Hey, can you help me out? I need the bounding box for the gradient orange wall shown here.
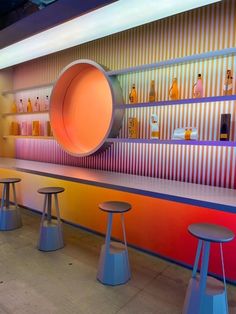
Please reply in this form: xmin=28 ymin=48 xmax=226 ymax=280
xmin=0 ymin=168 xmax=235 ymax=282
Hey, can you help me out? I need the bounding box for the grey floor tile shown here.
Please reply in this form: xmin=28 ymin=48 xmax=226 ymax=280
xmin=0 ymin=209 xmax=235 ymax=314
xmin=117 ymin=290 xmax=180 ymax=314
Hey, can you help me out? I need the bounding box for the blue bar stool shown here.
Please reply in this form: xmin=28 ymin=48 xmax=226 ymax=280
xmin=0 ymin=178 xmax=22 ymax=230
xmin=97 ymin=201 xmax=131 ymax=285
xmin=183 ymin=223 xmax=234 ymax=314
xmin=38 ymin=187 xmax=64 ymax=251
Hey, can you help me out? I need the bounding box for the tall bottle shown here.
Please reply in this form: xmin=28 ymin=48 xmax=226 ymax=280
xmin=18 ymin=99 xmax=24 ymax=112
xmin=169 ymin=78 xmax=179 ymax=100
xmin=193 ymin=74 xmax=203 ymax=98
xmin=44 ymin=95 xmax=49 ymax=110
xmin=129 ymin=84 xmax=138 ymax=104
xmin=223 ymin=69 xmax=233 ymax=95
xmin=150 ymin=114 xmax=160 ymax=139
xmin=149 ymin=80 xmax=156 ymax=102
xmin=11 ymin=101 xmax=17 ymax=113
xmin=27 ymin=98 xmax=33 ymax=112
xmin=34 ymin=96 xmax=40 ymax=112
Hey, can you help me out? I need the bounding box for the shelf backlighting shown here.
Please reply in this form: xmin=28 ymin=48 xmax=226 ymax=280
xmin=0 ymin=0 xmax=220 ymax=69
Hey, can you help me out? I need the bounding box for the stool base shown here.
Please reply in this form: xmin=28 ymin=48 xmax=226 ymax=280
xmin=0 ymin=206 xmax=22 ymax=231
xmin=97 ymin=242 xmax=131 ymax=286
xmin=38 ymin=219 xmax=64 ymax=252
xmin=183 ymin=276 xmax=227 ymax=314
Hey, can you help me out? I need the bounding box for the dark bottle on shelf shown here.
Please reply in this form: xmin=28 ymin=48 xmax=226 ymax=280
xmin=220 ymin=114 xmax=231 ymax=141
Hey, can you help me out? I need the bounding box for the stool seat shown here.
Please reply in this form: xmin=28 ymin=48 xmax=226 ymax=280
xmin=0 ymin=178 xmax=21 ymax=184
xmin=99 ymin=201 xmax=131 ymax=213
xmin=38 ymin=187 xmax=65 ymax=194
xmin=188 ymin=223 xmax=234 ymax=243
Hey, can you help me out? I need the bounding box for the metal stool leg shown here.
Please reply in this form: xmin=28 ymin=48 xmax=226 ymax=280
xmin=105 ymin=213 xmax=113 ymax=254
xmin=199 ymin=241 xmax=210 ymax=313
xmin=54 ymin=193 xmax=64 ymax=246
xmin=192 ymin=239 xmax=203 ymax=278
xmin=12 ymin=183 xmax=18 ymax=207
xmin=5 ymin=183 xmax=10 ymax=208
xmin=220 ymin=243 xmax=229 ymax=314
xmin=1 ymin=184 xmax=6 ymax=209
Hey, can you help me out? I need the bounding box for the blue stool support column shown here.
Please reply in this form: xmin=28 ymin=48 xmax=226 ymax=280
xmin=97 ymin=201 xmax=131 ymax=285
xmin=183 ymin=223 xmax=234 ymax=314
xmin=0 ymin=178 xmax=22 ymax=230
xmin=38 ymin=187 xmax=64 ymax=251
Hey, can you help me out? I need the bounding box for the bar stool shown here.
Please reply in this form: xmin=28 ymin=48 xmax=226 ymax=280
xmin=97 ymin=201 xmax=131 ymax=285
xmin=183 ymin=223 xmax=234 ymax=314
xmin=38 ymin=187 xmax=64 ymax=251
xmin=0 ymin=178 xmax=22 ymax=230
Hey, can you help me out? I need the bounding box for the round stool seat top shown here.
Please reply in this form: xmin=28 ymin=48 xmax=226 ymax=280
xmin=188 ymin=223 xmax=234 ymax=243
xmin=0 ymin=178 xmax=21 ymax=184
xmin=99 ymin=201 xmax=131 ymax=213
xmin=37 ymin=187 xmax=65 ymax=195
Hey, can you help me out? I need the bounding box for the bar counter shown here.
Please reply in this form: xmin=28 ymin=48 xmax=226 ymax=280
xmin=0 ymin=157 xmax=236 ymax=282
xmin=0 ymin=157 xmax=235 ymax=213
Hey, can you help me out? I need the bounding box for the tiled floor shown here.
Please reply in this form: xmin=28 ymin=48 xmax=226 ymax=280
xmin=0 ymin=208 xmax=235 ymax=314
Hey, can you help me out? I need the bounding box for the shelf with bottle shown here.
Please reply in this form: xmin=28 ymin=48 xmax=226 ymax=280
xmin=106 ymin=138 xmax=236 ymax=147
xmin=116 ymin=94 xmax=236 ymax=109
xmin=3 ymin=95 xmax=51 ymax=116
xmin=3 ymin=135 xmax=54 ymax=140
xmin=1 ymin=82 xmax=54 ymax=96
xmin=2 ymin=110 xmax=49 ymax=117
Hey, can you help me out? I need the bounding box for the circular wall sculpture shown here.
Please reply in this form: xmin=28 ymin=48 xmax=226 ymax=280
xmin=50 ymin=60 xmax=124 ymax=157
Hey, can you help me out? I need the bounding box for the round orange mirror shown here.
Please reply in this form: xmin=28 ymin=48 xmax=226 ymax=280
xmin=50 ymin=60 xmax=124 ymax=157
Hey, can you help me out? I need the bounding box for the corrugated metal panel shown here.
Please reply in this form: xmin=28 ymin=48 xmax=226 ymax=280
xmin=13 ymin=0 xmax=236 ymax=188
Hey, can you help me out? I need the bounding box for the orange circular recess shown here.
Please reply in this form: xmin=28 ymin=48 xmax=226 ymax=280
xmin=50 ymin=60 xmax=124 ymax=157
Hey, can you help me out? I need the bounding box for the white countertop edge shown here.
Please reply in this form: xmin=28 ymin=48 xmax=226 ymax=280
xmin=0 ymin=157 xmax=235 ymax=212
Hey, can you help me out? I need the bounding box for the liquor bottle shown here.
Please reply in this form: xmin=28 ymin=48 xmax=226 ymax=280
xmin=129 ymin=84 xmax=138 ymax=104
xmin=44 ymin=95 xmax=49 ymax=110
xmin=128 ymin=117 xmax=138 ymax=139
xmin=34 ymin=97 xmax=40 ymax=112
xmin=27 ymin=98 xmax=33 ymax=113
xmin=149 ymin=80 xmax=156 ymax=102
xmin=32 ymin=121 xmax=40 ymax=136
xmin=11 ymin=101 xmax=17 ymax=113
xmin=223 ymin=69 xmax=233 ymax=95
xmin=150 ymin=114 xmax=160 ymax=139
xmin=193 ymin=74 xmax=203 ymax=98
xmin=169 ymin=78 xmax=179 ymax=100
xmin=220 ymin=114 xmax=231 ymax=141
xmin=18 ymin=99 xmax=24 ymax=112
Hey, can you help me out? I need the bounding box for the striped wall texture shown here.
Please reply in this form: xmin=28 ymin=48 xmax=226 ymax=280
xmin=10 ymin=0 xmax=236 ymax=188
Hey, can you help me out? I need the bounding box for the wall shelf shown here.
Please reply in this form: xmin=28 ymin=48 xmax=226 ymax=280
xmin=107 ymin=47 xmax=236 ymax=76
xmin=117 ymin=95 xmax=236 ymax=109
xmin=3 ymin=135 xmax=54 ymax=140
xmin=1 ymin=82 xmax=54 ymax=96
xmin=107 ymin=138 xmax=236 ymax=147
xmin=2 ymin=110 xmax=49 ymax=117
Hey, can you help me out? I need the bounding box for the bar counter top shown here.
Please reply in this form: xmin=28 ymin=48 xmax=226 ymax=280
xmin=0 ymin=157 xmax=235 ymax=213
